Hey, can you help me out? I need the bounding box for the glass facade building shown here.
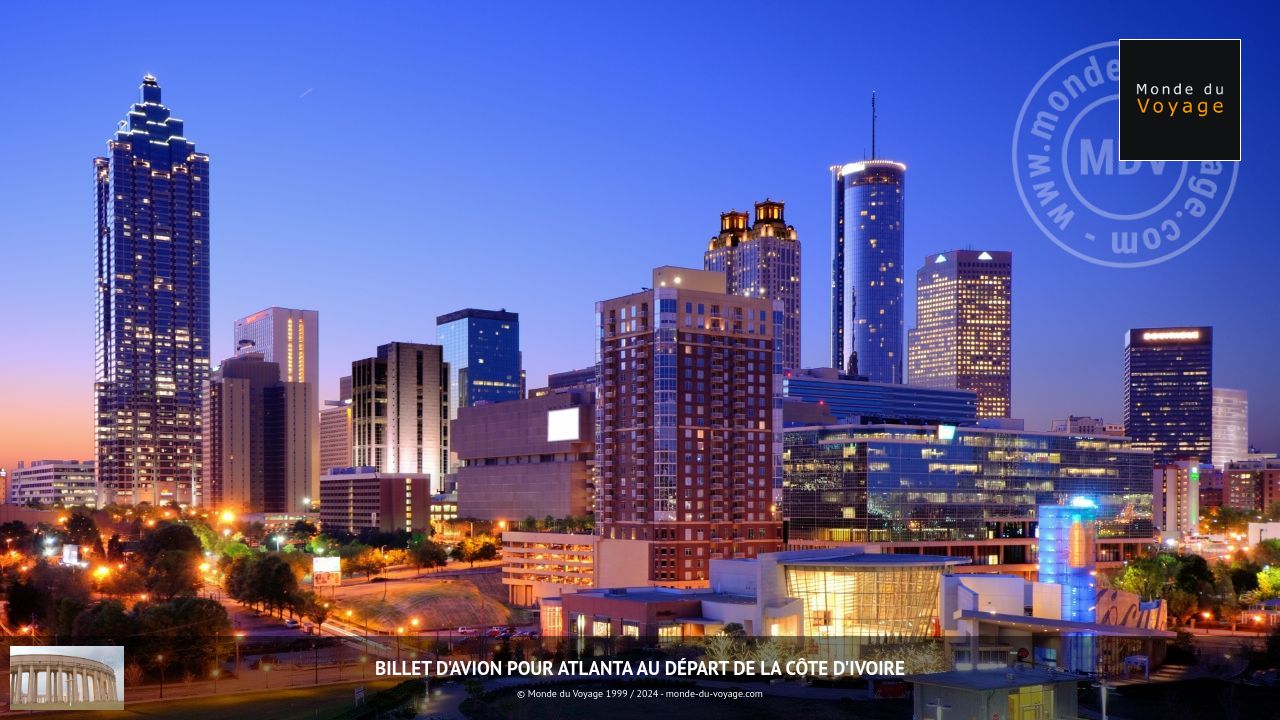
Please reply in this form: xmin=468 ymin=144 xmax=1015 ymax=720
xmin=831 ymin=161 xmax=905 ymax=382
xmin=1123 ymin=327 xmax=1213 ymax=464
xmin=906 ymin=250 xmax=1013 ymax=419
xmin=782 ymin=424 xmax=1154 ymax=545
xmin=94 ymin=76 xmax=209 ymax=506
xmin=435 ymin=308 xmax=522 ymax=420
xmin=783 ymin=368 xmax=977 ymax=427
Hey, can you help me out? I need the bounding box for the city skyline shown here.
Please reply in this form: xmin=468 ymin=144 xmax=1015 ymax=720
xmin=2 ymin=2 xmax=1278 ymax=474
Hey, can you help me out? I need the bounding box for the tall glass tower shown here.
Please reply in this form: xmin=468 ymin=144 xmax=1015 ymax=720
xmin=435 ymin=309 xmax=522 ymax=420
xmin=1124 ymin=327 xmax=1213 ymax=464
xmin=95 ymin=76 xmax=210 ymax=507
xmin=830 ymin=95 xmax=905 ymax=382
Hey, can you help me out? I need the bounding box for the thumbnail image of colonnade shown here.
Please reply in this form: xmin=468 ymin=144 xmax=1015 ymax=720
xmin=10 ymin=653 xmax=119 ymax=708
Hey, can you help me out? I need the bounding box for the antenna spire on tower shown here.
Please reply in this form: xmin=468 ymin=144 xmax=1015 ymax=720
xmin=871 ymin=91 xmax=877 ymax=160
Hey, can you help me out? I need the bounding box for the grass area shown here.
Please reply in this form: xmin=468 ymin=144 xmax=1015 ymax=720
xmin=27 ymin=680 xmax=400 ymax=720
xmin=341 ymin=577 xmax=510 ymax=631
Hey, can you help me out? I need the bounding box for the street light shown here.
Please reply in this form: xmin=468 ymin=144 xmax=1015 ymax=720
xmin=156 ymin=654 xmax=166 ymax=699
xmin=273 ymin=535 xmax=285 ymax=552
xmin=397 ymin=626 xmax=405 ymax=662
xmin=234 ymin=632 xmax=245 ymax=677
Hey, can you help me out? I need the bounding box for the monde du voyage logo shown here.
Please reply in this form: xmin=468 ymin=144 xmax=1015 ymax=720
xmin=1012 ymin=41 xmax=1240 ymax=268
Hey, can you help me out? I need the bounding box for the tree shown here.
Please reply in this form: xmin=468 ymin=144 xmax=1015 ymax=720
xmin=65 ymin=512 xmax=101 ymax=550
xmin=721 ymin=622 xmax=748 ymax=638
xmin=139 ymin=523 xmax=202 ymax=566
xmin=410 ymin=539 xmax=449 ymax=576
xmin=300 ymin=592 xmax=330 ymax=632
xmin=452 ymin=536 xmax=499 ymax=568
xmin=146 ymin=549 xmax=202 ymax=601
xmin=1258 ymin=566 xmax=1280 ymax=600
xmin=290 ymin=519 xmax=319 ymax=540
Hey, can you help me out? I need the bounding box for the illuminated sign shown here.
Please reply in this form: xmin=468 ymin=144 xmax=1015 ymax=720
xmin=313 ymin=556 xmax=341 ymax=587
xmin=547 ymin=407 xmax=580 ymax=442
xmin=1142 ymin=330 xmax=1201 ymax=342
xmin=937 ymin=425 xmax=957 ymax=441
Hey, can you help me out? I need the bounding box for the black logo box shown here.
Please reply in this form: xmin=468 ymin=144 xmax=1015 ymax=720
xmin=1119 ymin=38 xmax=1240 ymax=162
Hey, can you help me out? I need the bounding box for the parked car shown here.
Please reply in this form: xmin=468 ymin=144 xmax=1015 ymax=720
xmin=457 ymin=627 xmax=478 ymax=636
xmin=304 ymin=622 xmax=315 ymax=635
xmin=284 ymin=618 xmax=300 ymax=629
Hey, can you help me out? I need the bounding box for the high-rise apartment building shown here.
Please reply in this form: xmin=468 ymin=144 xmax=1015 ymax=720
xmin=95 ymin=76 xmax=210 ymax=506
xmin=704 ymin=200 xmax=801 ymax=370
xmin=906 ymin=250 xmax=1013 ymax=418
xmin=351 ymin=343 xmax=448 ymax=489
xmin=1212 ymin=387 xmax=1248 ymax=468
xmin=1154 ymin=461 xmax=1202 ymax=539
xmin=233 ymin=307 xmax=320 ymax=502
xmin=1124 ymin=327 xmax=1213 ymax=464
xmin=595 ymin=267 xmax=783 ymax=585
xmin=319 ymin=375 xmax=353 ymax=476
xmin=202 ymin=353 xmax=315 ymax=512
xmin=319 ymin=468 xmax=432 ymax=534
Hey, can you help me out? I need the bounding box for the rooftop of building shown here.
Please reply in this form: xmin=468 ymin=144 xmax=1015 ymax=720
xmin=772 ymin=551 xmax=971 ymax=568
xmin=435 ymin=308 xmax=519 ymax=325
xmin=905 ymin=666 xmax=1086 ymax=691
xmin=956 ymin=610 xmax=1175 ymax=638
xmin=569 ymin=587 xmax=757 ymax=604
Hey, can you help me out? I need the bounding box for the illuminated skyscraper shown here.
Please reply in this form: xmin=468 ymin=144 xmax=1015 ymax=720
xmin=94 ymin=76 xmax=209 ymax=506
xmin=1124 ymin=327 xmax=1213 ymax=464
xmin=436 ymin=309 xmax=522 ymax=473
xmin=595 ymin=267 xmax=783 ymax=584
xmin=704 ymin=200 xmax=802 ymax=370
xmin=906 ymin=250 xmax=1013 ymax=418
xmin=830 ymin=94 xmax=905 ymax=382
xmin=351 ymin=342 xmax=448 ymax=489
xmin=233 ymin=307 xmax=320 ymax=501
xmin=1212 ymin=387 xmax=1248 ymax=468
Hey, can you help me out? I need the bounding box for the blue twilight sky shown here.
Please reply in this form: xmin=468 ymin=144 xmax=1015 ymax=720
xmin=0 ymin=1 xmax=1276 ymax=471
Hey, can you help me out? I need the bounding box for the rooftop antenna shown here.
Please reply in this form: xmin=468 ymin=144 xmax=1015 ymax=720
xmin=870 ymin=91 xmax=877 ymax=160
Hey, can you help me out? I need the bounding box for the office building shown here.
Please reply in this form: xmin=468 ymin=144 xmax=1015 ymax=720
xmin=319 ymin=375 xmax=352 ymax=476
xmin=528 ymin=367 xmax=598 ymax=399
xmin=1050 ymin=416 xmax=1125 ymax=436
xmin=7 ymin=460 xmax=97 ymax=507
xmin=1212 ymin=387 xmax=1249 ymax=468
xmin=595 ymin=266 xmax=783 ymax=584
xmin=351 ymin=342 xmax=448 ymax=488
xmin=94 ymin=76 xmax=210 ymax=506
xmin=202 ymin=353 xmax=315 ymax=512
xmin=1154 ymin=461 xmax=1201 ymax=539
xmin=831 ymin=99 xmax=906 ymax=380
xmin=1124 ymin=327 xmax=1213 ymax=464
xmin=906 ymin=250 xmax=1013 ymax=418
xmin=782 ymin=367 xmax=977 ymax=427
xmin=436 ymin=308 xmax=522 ymax=419
xmin=453 ymin=389 xmax=595 ymax=521
xmin=318 ymin=467 xmax=431 ymax=534
xmin=1226 ymin=458 xmax=1280 ymax=513
xmin=232 ymin=307 xmax=320 ymax=503
xmin=704 ymin=200 xmax=802 ymax=370
xmin=782 ymin=423 xmax=1155 ymax=573
xmin=233 ymin=307 xmax=318 ymax=386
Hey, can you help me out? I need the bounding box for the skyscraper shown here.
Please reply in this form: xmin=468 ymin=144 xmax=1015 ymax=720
xmin=906 ymin=250 xmax=1013 ymax=418
xmin=1212 ymin=387 xmax=1248 ymax=468
xmin=233 ymin=307 xmax=320 ymax=500
xmin=319 ymin=375 xmax=352 ymax=476
xmin=202 ymin=353 xmax=314 ymax=512
xmin=435 ymin=309 xmax=522 ymax=416
xmin=1124 ymin=327 xmax=1213 ymax=464
xmin=830 ymin=94 xmax=905 ymax=382
xmin=95 ymin=76 xmax=209 ymax=506
xmin=595 ymin=267 xmax=783 ymax=585
xmin=351 ymin=342 xmax=448 ymax=489
xmin=704 ymin=200 xmax=802 ymax=370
